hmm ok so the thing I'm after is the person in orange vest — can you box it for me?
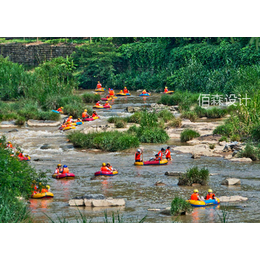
[164,87,168,93]
[205,189,216,200]
[66,116,73,124]
[95,101,101,106]
[6,141,13,148]
[165,146,171,161]
[32,181,38,195]
[106,162,115,172]
[190,189,204,201]
[62,165,70,174]
[55,164,63,175]
[57,107,63,113]
[82,109,89,119]
[97,81,102,89]
[109,89,115,96]
[135,149,143,162]
[123,86,128,93]
[120,90,123,94]
[92,111,99,118]
[142,89,147,94]
[154,154,160,161]
[158,148,165,160]
[101,162,109,171]
[105,101,110,107]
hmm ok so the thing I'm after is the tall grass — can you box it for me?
[180,129,200,142]
[82,93,101,103]
[178,166,209,186]
[170,197,193,216]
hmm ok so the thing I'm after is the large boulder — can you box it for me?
[229,158,252,162]
[221,178,241,186]
[125,107,142,113]
[0,121,16,127]
[219,196,248,202]
[69,199,84,206]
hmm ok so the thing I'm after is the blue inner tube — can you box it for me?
[139,93,150,96]
[76,122,83,125]
[51,110,60,114]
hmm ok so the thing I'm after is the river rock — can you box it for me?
[27,119,60,127]
[219,196,248,202]
[0,121,16,127]
[229,157,252,162]
[90,175,110,180]
[160,207,189,216]
[192,183,201,187]
[191,153,201,159]
[69,199,84,206]
[8,129,19,132]
[221,178,241,186]
[155,181,166,186]
[125,106,142,113]
[40,144,56,150]
[60,144,74,150]
[74,194,105,200]
[165,171,183,176]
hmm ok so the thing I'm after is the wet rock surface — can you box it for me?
[221,178,241,186]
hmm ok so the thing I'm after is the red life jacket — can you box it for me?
[205,193,215,200]
[63,167,69,174]
[158,151,163,160]
[123,88,128,93]
[135,152,141,161]
[97,83,102,89]
[190,193,199,200]
[165,149,171,159]
[101,166,109,171]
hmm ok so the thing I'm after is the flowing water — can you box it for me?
[1,90,260,223]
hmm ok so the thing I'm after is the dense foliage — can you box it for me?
[178,166,209,186]
[180,129,200,142]
[170,197,193,216]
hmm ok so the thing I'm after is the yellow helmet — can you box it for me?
[124,86,126,88]
[7,141,11,143]
[84,109,87,112]
[69,116,72,118]
[57,164,62,167]
[61,107,64,109]
[102,163,106,166]
[208,189,213,193]
[144,89,146,91]
[194,189,199,193]
[46,185,50,189]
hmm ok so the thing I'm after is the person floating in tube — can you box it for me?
[135,149,143,162]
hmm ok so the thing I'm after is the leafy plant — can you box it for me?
[180,129,200,142]
[170,197,193,216]
[178,166,209,186]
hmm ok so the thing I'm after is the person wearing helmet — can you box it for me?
[97,81,102,89]
[95,101,101,106]
[205,189,216,200]
[46,185,50,192]
[123,86,128,93]
[82,109,89,119]
[120,90,123,94]
[55,164,63,174]
[109,89,115,96]
[158,148,165,161]
[135,149,143,162]
[57,107,64,113]
[6,141,13,149]
[190,189,204,201]
[101,162,109,171]
[106,162,115,172]
[62,165,70,174]
[66,116,73,124]
[142,89,147,94]
[164,86,168,93]
[165,146,171,161]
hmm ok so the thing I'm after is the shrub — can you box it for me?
[115,120,127,128]
[251,124,260,141]
[170,197,193,216]
[219,136,228,142]
[168,117,182,128]
[230,134,240,142]
[194,105,207,118]
[15,116,26,126]
[178,166,209,186]
[213,123,233,137]
[180,129,200,142]
[237,143,260,161]
[126,112,142,124]
[157,109,174,122]
[206,107,227,118]
[180,111,198,122]
[63,103,88,118]
[67,131,140,152]
[209,144,216,149]
[82,93,101,103]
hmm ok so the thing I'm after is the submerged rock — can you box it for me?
[165,171,183,176]
[221,178,241,186]
[8,129,19,132]
[155,181,166,186]
[191,153,201,159]
[40,144,56,150]
[219,196,248,202]
[73,194,105,200]
[125,106,142,113]
[229,158,252,162]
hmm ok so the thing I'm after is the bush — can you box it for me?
[170,197,193,216]
[206,107,227,118]
[67,131,140,152]
[180,111,198,122]
[15,116,26,126]
[63,103,87,118]
[237,143,260,161]
[180,129,200,142]
[115,120,127,128]
[82,93,101,103]
[213,123,233,137]
[230,134,240,142]
[178,166,209,186]
[219,136,228,142]
[168,117,182,128]
[126,112,142,124]
[194,105,207,118]
[209,144,216,149]
[157,109,174,122]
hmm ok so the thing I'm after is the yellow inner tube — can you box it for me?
[92,116,99,120]
[187,198,220,206]
[63,126,76,131]
[95,88,105,92]
[32,192,54,199]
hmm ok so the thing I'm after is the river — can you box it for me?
[1,90,260,223]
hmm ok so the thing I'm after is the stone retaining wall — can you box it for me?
[0,43,76,66]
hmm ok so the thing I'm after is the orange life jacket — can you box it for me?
[120,90,123,93]
[164,88,168,93]
[82,112,88,118]
[165,149,171,159]
[109,90,115,96]
[57,108,63,112]
[95,102,100,106]
[63,167,69,174]
[205,193,215,200]
[108,166,113,171]
[7,143,13,148]
[135,152,141,161]
[142,91,147,94]
[101,166,109,171]
[97,83,102,89]
[190,193,199,200]
[158,151,163,160]
[18,153,23,158]
[123,88,128,93]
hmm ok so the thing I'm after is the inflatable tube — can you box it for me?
[31,192,54,199]
[93,105,111,109]
[134,159,168,166]
[110,95,117,99]
[95,88,105,92]
[103,105,112,108]
[116,93,131,96]
[92,116,99,120]
[51,110,60,114]
[62,126,76,131]
[82,118,94,121]
[76,122,83,125]
[101,97,112,101]
[52,173,75,179]
[164,91,174,95]
[94,170,118,176]
[187,198,220,207]
[139,93,150,96]
[19,157,30,161]
[71,123,77,126]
